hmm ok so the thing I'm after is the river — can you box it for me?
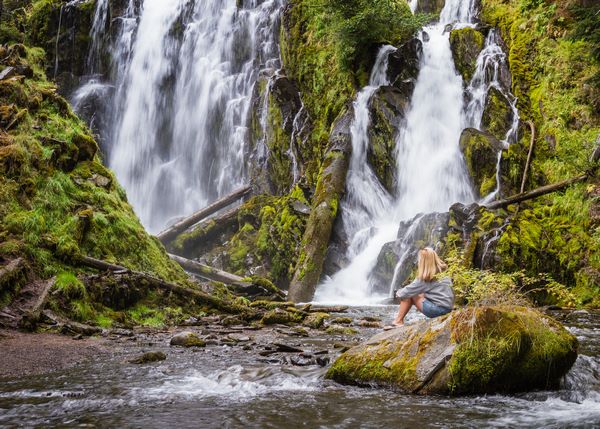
[1,308,598,428]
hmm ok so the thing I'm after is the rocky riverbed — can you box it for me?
[1,307,599,428]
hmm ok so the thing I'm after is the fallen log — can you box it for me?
[288,108,354,303]
[167,253,243,284]
[486,173,589,210]
[0,257,26,287]
[169,205,241,257]
[76,255,249,314]
[157,186,252,244]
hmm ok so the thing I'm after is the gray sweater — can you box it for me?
[396,277,454,309]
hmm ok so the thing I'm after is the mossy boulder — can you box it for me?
[386,38,422,98]
[459,128,504,198]
[170,331,206,347]
[326,306,577,395]
[449,27,485,83]
[303,311,330,329]
[481,86,513,141]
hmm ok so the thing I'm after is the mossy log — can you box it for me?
[76,255,247,314]
[167,253,243,284]
[288,109,354,302]
[0,257,26,289]
[19,277,55,329]
[156,186,252,244]
[485,173,590,210]
[169,205,241,257]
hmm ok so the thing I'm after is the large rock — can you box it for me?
[481,86,514,141]
[459,128,504,198]
[415,0,446,16]
[367,86,410,192]
[326,306,578,395]
[386,38,422,99]
[170,331,206,347]
[449,27,485,83]
[369,212,450,296]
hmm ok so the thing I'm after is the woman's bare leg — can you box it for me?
[413,293,425,312]
[393,299,412,325]
[394,294,426,325]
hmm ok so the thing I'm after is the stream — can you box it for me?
[1,308,598,428]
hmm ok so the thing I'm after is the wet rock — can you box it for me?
[303,312,330,329]
[169,331,206,347]
[358,320,382,328]
[481,87,514,142]
[370,212,450,296]
[227,333,251,342]
[129,351,167,364]
[327,306,577,395]
[367,86,409,192]
[415,0,446,16]
[261,308,302,325]
[274,343,303,353]
[449,27,485,83]
[326,325,358,336]
[331,317,352,325]
[459,127,504,198]
[292,200,311,215]
[386,38,422,98]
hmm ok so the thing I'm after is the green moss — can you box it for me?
[54,271,85,300]
[449,27,485,82]
[448,306,577,394]
[128,304,166,328]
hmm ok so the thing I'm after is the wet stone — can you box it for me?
[169,331,206,348]
[129,351,166,364]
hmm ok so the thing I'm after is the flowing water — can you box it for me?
[315,0,477,305]
[1,309,598,428]
[73,0,282,232]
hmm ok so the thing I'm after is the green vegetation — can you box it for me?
[472,0,600,306]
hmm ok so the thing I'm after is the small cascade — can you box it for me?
[86,0,109,72]
[464,29,520,144]
[287,103,309,184]
[464,29,520,202]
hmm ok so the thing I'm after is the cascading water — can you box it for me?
[315,0,482,304]
[73,0,282,233]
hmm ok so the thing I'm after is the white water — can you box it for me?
[74,0,282,232]
[315,1,477,305]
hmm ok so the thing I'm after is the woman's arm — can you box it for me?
[396,280,428,300]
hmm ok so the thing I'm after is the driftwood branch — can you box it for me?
[157,186,252,244]
[486,173,589,210]
[167,253,244,284]
[520,120,536,194]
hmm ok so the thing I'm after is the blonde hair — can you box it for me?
[417,247,447,282]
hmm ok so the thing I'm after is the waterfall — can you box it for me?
[73,0,283,233]
[465,30,520,145]
[314,0,479,304]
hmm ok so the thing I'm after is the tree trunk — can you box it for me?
[288,108,354,302]
[156,186,252,244]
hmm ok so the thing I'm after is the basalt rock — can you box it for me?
[327,306,577,395]
[170,331,206,347]
[481,87,514,142]
[449,27,485,83]
[415,0,446,17]
[459,128,504,198]
[367,86,409,192]
[386,38,422,98]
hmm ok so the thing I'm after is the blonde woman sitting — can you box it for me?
[388,247,454,328]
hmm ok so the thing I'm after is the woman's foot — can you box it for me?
[392,320,404,326]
